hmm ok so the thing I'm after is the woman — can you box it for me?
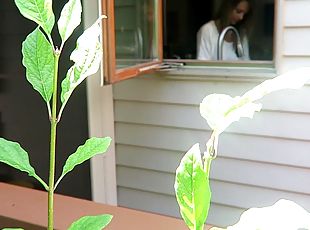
[197,0,253,60]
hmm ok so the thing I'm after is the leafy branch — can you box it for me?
[0,0,113,229]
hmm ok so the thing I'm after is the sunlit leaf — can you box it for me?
[175,143,211,230]
[58,0,82,44]
[56,137,111,187]
[243,67,310,101]
[60,18,102,106]
[200,67,310,134]
[68,214,113,230]
[14,0,55,34]
[200,94,262,134]
[22,27,54,103]
[0,138,48,190]
[227,199,310,230]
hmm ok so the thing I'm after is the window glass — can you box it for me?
[115,0,159,69]
[163,0,275,61]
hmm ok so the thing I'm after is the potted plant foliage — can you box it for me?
[0,0,112,229]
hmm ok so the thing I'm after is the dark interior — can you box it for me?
[0,1,91,200]
[163,0,275,60]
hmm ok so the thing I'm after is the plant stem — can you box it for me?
[48,50,60,230]
[205,156,213,177]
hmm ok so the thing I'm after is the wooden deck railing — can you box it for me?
[0,182,212,230]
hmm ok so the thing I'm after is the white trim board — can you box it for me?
[83,0,117,205]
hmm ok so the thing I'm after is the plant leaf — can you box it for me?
[175,143,211,230]
[200,67,310,134]
[200,94,262,134]
[57,137,111,186]
[22,27,54,103]
[227,199,310,230]
[58,0,82,44]
[68,214,113,230]
[61,18,102,106]
[0,138,47,190]
[14,0,55,34]
[243,67,310,102]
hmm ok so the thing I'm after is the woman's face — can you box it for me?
[229,1,250,25]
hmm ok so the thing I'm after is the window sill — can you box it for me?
[157,60,277,82]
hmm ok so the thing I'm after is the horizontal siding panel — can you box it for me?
[226,110,310,140]
[116,144,182,173]
[113,76,261,105]
[219,133,310,169]
[117,186,245,227]
[284,28,310,56]
[117,186,180,218]
[115,123,211,152]
[115,101,310,140]
[114,76,310,113]
[117,166,174,195]
[117,167,310,211]
[116,131,310,172]
[114,100,206,130]
[284,1,310,27]
[119,189,304,228]
[211,180,310,211]
[280,57,310,72]
[117,168,310,226]
[116,123,310,168]
[207,203,245,227]
[212,158,310,194]
[259,86,310,113]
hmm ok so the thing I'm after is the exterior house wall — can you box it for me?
[280,0,310,72]
[86,0,310,228]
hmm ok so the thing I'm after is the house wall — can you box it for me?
[280,0,310,71]
[110,0,310,227]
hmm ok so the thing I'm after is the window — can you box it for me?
[102,0,275,84]
[102,0,163,83]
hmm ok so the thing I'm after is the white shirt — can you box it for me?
[197,20,250,61]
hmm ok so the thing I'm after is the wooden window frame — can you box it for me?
[102,0,163,84]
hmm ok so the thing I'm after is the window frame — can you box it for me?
[101,0,163,84]
[101,0,276,84]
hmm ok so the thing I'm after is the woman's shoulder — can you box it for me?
[201,20,216,29]
[199,20,217,33]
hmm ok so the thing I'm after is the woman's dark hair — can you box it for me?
[214,0,254,37]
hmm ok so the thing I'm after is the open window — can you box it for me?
[102,0,163,84]
[102,0,275,84]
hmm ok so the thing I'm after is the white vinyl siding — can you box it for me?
[113,71,310,227]
[280,0,310,72]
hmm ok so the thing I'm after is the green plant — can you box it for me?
[0,0,112,229]
[175,68,310,230]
